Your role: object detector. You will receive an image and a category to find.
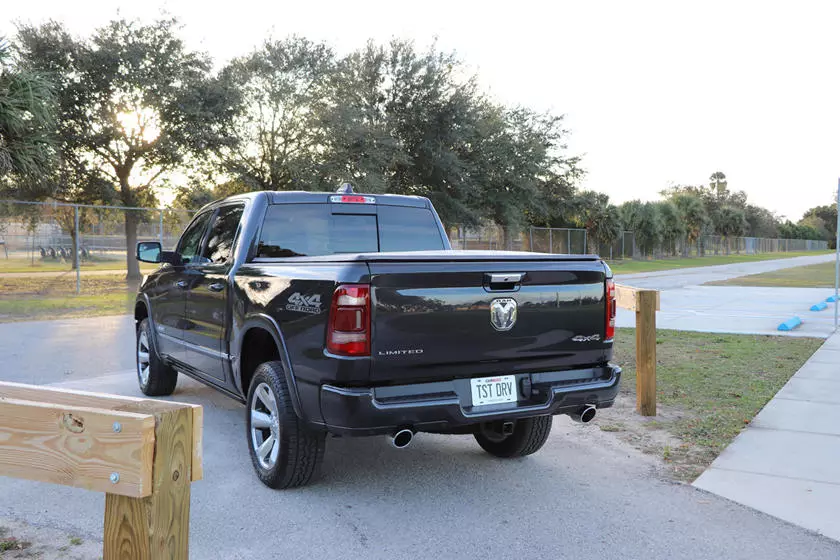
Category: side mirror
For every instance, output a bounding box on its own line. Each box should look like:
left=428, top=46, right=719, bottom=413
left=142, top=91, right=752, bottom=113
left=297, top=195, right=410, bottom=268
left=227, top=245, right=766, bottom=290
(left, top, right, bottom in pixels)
left=136, top=241, right=162, bottom=263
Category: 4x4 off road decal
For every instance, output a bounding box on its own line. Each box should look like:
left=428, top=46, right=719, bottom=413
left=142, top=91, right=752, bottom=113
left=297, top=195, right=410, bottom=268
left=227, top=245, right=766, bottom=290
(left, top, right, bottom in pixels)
left=286, top=293, right=322, bottom=314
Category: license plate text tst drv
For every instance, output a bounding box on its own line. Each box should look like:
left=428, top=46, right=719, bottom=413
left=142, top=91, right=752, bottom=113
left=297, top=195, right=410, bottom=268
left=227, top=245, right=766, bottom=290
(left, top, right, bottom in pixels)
left=470, top=375, right=517, bottom=407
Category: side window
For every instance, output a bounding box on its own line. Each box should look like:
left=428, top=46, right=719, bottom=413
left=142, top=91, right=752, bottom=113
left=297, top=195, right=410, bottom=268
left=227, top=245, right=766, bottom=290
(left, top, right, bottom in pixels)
left=177, top=211, right=214, bottom=265
left=202, top=205, right=244, bottom=264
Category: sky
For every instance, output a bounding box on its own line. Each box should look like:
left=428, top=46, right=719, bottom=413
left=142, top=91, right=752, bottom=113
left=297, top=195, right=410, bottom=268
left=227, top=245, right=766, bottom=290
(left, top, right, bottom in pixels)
left=3, top=0, right=839, bottom=220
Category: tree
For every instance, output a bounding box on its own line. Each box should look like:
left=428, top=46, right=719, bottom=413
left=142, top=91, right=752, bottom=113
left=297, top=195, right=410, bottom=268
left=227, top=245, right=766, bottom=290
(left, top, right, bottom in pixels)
left=716, top=206, right=748, bottom=254
left=17, top=19, right=237, bottom=279
left=744, top=204, right=779, bottom=238
left=572, top=191, right=621, bottom=256
left=319, top=40, right=580, bottom=230
left=657, top=200, right=685, bottom=256
left=619, top=200, right=643, bottom=231
left=221, top=37, right=335, bottom=191
left=671, top=193, right=708, bottom=256
left=709, top=171, right=727, bottom=197
left=634, top=202, right=662, bottom=257
left=0, top=38, right=55, bottom=185
left=802, top=203, right=837, bottom=248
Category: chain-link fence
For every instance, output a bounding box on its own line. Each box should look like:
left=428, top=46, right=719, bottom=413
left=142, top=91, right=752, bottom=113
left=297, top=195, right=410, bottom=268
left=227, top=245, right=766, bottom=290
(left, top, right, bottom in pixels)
left=0, top=201, right=194, bottom=314
left=447, top=225, right=589, bottom=254
left=446, top=224, right=829, bottom=260
left=638, top=234, right=829, bottom=259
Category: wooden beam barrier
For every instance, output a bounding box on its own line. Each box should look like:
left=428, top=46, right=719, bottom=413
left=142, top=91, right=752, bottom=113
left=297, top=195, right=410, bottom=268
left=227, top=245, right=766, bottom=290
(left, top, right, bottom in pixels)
left=614, top=284, right=660, bottom=416
left=0, top=381, right=203, bottom=559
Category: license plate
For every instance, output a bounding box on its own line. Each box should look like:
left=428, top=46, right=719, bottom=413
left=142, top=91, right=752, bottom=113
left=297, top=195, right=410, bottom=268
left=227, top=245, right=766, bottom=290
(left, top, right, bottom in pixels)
left=470, top=375, right=518, bottom=407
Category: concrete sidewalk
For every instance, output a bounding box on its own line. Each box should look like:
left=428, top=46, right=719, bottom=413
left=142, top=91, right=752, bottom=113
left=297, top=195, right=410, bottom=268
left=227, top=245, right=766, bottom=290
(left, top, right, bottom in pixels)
left=694, top=332, right=840, bottom=541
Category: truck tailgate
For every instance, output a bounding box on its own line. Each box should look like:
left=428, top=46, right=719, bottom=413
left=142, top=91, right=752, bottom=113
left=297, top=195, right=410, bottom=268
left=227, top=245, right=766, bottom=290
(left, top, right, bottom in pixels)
left=369, top=255, right=611, bottom=384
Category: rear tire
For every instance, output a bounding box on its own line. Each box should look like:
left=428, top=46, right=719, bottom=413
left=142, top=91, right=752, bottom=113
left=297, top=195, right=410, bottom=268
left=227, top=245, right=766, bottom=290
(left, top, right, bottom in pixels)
left=136, top=318, right=178, bottom=396
left=474, top=416, right=553, bottom=458
left=246, top=361, right=326, bottom=489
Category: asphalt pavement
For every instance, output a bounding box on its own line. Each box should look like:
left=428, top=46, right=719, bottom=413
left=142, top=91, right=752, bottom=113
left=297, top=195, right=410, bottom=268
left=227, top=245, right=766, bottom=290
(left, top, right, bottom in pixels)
left=1, top=372, right=838, bottom=559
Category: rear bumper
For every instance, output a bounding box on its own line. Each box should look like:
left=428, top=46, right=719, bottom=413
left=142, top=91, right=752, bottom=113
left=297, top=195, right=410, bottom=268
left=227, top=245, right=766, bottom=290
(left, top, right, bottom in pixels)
left=315, top=364, right=621, bottom=436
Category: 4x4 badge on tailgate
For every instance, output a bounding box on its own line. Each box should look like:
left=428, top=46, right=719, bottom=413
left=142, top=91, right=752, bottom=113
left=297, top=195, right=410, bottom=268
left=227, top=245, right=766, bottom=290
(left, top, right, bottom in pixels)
left=490, top=298, right=517, bottom=331
left=572, top=334, right=601, bottom=342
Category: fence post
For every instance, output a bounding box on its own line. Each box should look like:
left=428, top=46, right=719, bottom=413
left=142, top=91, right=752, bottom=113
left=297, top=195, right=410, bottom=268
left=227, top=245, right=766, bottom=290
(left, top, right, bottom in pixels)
left=635, top=290, right=657, bottom=416
left=74, top=205, right=81, bottom=295
left=567, top=230, right=571, bottom=255
left=529, top=227, right=534, bottom=252
left=159, top=209, right=164, bottom=247
left=834, top=178, right=839, bottom=332
left=549, top=228, right=553, bottom=253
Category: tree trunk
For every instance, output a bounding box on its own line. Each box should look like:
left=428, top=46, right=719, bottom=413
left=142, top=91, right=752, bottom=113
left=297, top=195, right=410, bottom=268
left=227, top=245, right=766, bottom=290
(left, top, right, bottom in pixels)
left=69, top=227, right=79, bottom=270
left=118, top=173, right=142, bottom=281
left=125, top=210, right=140, bottom=280
left=502, top=227, right=513, bottom=251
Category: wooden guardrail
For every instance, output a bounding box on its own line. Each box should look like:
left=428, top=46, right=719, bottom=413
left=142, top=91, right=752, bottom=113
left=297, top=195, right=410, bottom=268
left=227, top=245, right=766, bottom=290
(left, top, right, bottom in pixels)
left=0, top=381, right=203, bottom=559
left=614, top=284, right=660, bottom=416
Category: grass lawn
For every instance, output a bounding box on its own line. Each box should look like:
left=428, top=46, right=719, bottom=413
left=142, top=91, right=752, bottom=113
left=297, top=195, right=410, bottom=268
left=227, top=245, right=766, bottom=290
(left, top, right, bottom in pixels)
left=607, top=250, right=832, bottom=275
left=609, top=328, right=823, bottom=481
left=0, top=256, right=156, bottom=274
left=706, top=260, right=838, bottom=288
left=0, top=273, right=136, bottom=322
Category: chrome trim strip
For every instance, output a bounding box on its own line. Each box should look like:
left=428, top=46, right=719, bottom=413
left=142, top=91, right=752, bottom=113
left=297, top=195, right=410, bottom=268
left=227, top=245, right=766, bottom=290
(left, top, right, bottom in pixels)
left=158, top=332, right=229, bottom=359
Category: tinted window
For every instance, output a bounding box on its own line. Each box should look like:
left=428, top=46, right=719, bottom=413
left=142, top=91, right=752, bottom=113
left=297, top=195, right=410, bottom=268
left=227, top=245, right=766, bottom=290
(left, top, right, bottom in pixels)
left=178, top=211, right=214, bottom=264
left=257, top=204, right=444, bottom=258
left=257, top=205, right=377, bottom=257
left=379, top=206, right=445, bottom=252
left=203, top=205, right=244, bottom=264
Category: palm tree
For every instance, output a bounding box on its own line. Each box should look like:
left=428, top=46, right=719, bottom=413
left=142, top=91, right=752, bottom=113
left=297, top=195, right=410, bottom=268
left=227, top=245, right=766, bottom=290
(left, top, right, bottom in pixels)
left=672, top=194, right=708, bottom=256
left=658, top=201, right=686, bottom=256
left=573, top=191, right=621, bottom=257
left=717, top=206, right=748, bottom=254
left=0, top=38, right=55, bottom=181
left=709, top=171, right=727, bottom=197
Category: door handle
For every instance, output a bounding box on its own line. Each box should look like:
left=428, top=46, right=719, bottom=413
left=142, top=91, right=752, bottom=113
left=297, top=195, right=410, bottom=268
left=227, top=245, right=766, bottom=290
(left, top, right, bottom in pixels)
left=484, top=272, right=524, bottom=292
left=208, top=282, right=225, bottom=292
left=176, top=280, right=188, bottom=289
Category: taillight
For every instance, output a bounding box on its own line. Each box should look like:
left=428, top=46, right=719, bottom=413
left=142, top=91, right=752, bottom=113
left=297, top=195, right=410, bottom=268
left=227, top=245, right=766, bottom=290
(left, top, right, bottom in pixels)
left=605, top=279, right=616, bottom=341
left=327, top=284, right=371, bottom=356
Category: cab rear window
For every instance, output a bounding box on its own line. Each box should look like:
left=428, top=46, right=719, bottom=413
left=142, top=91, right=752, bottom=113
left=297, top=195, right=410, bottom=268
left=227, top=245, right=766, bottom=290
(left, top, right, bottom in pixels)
left=256, top=204, right=445, bottom=258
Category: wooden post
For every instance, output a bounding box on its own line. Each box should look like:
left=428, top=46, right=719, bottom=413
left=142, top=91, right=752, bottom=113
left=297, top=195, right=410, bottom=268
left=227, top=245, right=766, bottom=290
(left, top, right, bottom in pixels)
left=104, top=407, right=193, bottom=559
left=0, top=382, right=202, bottom=560
left=635, top=290, right=658, bottom=416
left=614, top=285, right=660, bottom=416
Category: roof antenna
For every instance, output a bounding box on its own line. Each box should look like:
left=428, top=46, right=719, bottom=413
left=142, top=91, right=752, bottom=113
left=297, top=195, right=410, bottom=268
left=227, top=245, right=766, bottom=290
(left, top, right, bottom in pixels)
left=336, top=182, right=354, bottom=194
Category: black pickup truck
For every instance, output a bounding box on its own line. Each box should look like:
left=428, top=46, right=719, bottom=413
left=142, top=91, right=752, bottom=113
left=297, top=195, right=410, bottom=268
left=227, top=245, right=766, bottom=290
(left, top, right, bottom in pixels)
left=134, top=187, right=621, bottom=488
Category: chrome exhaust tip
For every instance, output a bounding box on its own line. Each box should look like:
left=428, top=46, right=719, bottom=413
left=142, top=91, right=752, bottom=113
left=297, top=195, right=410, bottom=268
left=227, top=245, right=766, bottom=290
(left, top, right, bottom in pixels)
left=390, top=429, right=414, bottom=449
left=569, top=405, right=597, bottom=424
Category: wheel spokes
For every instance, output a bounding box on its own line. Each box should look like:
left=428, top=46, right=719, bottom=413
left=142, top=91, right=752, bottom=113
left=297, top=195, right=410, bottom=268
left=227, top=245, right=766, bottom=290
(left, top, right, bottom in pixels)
left=269, top=435, right=280, bottom=465
left=137, top=351, right=149, bottom=363
left=251, top=410, right=272, bottom=430
left=258, top=434, right=275, bottom=462
left=256, top=385, right=278, bottom=416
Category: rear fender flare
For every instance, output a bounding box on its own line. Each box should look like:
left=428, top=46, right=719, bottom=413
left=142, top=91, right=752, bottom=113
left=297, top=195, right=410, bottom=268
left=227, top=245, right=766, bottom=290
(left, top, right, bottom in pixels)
left=236, top=314, right=302, bottom=418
